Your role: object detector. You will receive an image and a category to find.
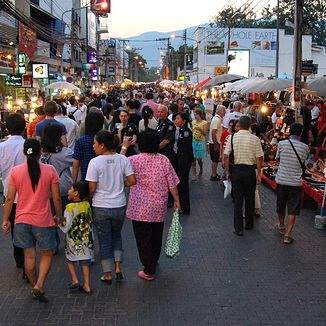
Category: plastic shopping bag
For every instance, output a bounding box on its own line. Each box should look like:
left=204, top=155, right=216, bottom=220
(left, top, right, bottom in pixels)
left=223, top=180, right=232, bottom=199
left=165, top=209, right=182, bottom=258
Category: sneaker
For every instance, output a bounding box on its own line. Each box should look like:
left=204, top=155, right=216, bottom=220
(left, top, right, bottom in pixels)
left=138, top=271, right=154, bottom=281
left=210, top=175, right=220, bottom=181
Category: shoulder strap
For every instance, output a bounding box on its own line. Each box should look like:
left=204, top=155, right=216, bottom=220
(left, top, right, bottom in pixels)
left=231, top=134, right=234, bottom=153
left=288, top=139, right=305, bottom=171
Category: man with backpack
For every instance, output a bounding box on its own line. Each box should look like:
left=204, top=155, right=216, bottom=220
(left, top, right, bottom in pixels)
left=67, top=96, right=82, bottom=125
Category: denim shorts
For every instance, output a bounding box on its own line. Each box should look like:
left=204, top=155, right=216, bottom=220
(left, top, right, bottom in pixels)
left=67, top=259, right=91, bottom=267
left=13, top=224, right=57, bottom=250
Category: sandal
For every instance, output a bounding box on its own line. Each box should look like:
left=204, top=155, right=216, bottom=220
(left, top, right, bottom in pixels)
left=69, top=283, right=80, bottom=291
left=32, top=289, right=49, bottom=303
left=78, top=286, right=92, bottom=294
left=283, top=236, right=294, bottom=244
left=274, top=223, right=286, bottom=235
left=100, top=276, right=112, bottom=284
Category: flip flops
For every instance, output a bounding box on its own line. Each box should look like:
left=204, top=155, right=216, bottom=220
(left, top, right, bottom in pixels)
left=283, top=236, right=294, bottom=244
left=32, top=289, right=49, bottom=303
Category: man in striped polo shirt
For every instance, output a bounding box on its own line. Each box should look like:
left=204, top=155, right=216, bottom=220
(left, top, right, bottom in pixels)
left=224, top=116, right=264, bottom=236
left=275, top=123, right=309, bottom=244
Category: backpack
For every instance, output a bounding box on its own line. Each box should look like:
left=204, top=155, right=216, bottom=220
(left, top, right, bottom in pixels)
left=40, top=153, right=69, bottom=178
left=68, top=108, right=79, bottom=121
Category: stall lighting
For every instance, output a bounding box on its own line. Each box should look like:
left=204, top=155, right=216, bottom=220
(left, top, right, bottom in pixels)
left=261, top=105, right=268, bottom=113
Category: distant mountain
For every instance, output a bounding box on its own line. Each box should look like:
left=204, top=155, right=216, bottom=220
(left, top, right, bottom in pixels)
left=127, top=25, right=200, bottom=67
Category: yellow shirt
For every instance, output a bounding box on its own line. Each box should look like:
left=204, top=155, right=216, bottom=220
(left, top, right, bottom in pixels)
left=192, top=120, right=207, bottom=142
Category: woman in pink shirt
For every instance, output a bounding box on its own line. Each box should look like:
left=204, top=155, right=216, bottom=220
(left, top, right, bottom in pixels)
left=2, top=139, right=62, bottom=302
left=125, top=129, right=180, bottom=281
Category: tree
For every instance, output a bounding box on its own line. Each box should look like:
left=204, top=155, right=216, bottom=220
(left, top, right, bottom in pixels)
left=259, top=0, right=326, bottom=46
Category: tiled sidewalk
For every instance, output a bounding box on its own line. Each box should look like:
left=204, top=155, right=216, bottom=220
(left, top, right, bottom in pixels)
left=0, top=167, right=325, bottom=326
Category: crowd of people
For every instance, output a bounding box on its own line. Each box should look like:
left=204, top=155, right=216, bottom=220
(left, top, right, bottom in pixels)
left=0, top=85, right=325, bottom=302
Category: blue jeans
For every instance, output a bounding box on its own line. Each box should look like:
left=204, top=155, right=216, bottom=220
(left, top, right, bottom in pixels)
left=92, top=206, right=126, bottom=273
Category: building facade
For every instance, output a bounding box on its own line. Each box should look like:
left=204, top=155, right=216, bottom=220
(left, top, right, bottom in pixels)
left=190, top=26, right=326, bottom=83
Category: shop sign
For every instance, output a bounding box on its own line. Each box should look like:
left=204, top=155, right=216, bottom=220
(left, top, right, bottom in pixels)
left=91, top=0, right=111, bottom=14
left=5, top=74, right=22, bottom=87
left=18, top=53, right=26, bottom=74
left=18, top=22, right=37, bottom=59
left=87, top=51, right=97, bottom=63
left=22, top=75, right=33, bottom=88
left=302, top=60, right=314, bottom=76
left=214, top=66, right=228, bottom=76
left=107, top=66, right=115, bottom=75
left=32, top=63, right=49, bottom=79
left=90, top=69, right=97, bottom=77
left=82, top=63, right=95, bottom=70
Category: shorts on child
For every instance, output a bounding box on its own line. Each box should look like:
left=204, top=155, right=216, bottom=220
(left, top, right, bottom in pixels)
left=67, top=259, right=91, bottom=266
left=13, top=224, right=57, bottom=250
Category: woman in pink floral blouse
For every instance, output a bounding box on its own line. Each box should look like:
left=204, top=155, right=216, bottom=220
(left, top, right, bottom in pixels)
left=125, top=129, right=180, bottom=281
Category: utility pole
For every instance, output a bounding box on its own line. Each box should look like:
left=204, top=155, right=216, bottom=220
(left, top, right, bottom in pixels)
left=183, top=29, right=187, bottom=92
left=292, top=0, right=303, bottom=121
left=275, top=0, right=280, bottom=77
left=167, top=38, right=171, bottom=80
left=96, top=15, right=100, bottom=85
left=70, top=8, right=75, bottom=74
left=122, top=40, right=127, bottom=80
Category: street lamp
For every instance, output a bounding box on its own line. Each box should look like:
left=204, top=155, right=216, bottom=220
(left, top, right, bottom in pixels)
left=170, top=34, right=200, bottom=84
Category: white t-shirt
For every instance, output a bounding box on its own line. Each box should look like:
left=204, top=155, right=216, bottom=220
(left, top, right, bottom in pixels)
left=311, top=106, right=320, bottom=120
left=86, top=154, right=134, bottom=208
left=223, top=111, right=243, bottom=128
left=208, top=115, right=223, bottom=144
left=271, top=112, right=278, bottom=124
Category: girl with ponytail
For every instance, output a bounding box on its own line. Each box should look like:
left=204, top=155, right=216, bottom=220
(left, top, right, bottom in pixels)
left=2, top=138, right=62, bottom=303
left=139, top=105, right=157, bottom=132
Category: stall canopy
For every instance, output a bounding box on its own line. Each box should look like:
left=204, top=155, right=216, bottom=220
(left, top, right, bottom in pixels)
left=204, top=74, right=245, bottom=87
left=241, top=78, right=292, bottom=93
left=308, top=76, right=326, bottom=97
left=45, top=81, right=80, bottom=91
left=195, top=77, right=211, bottom=89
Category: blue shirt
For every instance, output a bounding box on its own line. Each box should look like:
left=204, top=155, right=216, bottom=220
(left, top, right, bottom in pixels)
left=73, top=134, right=96, bottom=180
left=35, top=118, right=67, bottom=137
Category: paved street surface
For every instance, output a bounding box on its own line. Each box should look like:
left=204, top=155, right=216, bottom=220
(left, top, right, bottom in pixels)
left=1, top=163, right=326, bottom=326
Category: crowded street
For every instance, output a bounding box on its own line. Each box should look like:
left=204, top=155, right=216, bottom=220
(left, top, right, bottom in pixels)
left=1, top=0, right=326, bottom=325
left=0, top=167, right=326, bottom=325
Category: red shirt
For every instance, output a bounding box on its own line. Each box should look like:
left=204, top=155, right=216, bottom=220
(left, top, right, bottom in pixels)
left=221, top=130, right=231, bottom=150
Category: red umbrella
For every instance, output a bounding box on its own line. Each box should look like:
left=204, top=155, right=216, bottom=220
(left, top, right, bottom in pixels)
left=195, top=77, right=211, bottom=89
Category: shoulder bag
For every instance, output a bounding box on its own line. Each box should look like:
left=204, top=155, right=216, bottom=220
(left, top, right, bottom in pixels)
left=288, top=139, right=306, bottom=178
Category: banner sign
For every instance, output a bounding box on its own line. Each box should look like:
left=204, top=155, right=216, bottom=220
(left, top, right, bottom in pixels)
left=18, top=22, right=37, bottom=59
left=206, top=28, right=277, bottom=67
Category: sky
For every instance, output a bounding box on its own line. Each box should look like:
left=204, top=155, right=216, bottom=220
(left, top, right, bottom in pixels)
left=108, top=0, right=230, bottom=38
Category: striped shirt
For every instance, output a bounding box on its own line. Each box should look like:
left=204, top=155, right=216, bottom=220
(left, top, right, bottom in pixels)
left=275, top=136, right=309, bottom=186
left=224, top=130, right=263, bottom=165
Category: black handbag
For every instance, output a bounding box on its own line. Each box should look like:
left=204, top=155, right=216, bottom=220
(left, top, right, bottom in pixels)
left=288, top=139, right=306, bottom=177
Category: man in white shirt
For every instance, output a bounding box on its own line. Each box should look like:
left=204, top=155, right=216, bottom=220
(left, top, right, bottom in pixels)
left=67, top=96, right=82, bottom=125
left=0, top=113, right=26, bottom=269
left=208, top=105, right=226, bottom=180
left=54, top=106, right=79, bottom=150
left=223, top=101, right=243, bottom=129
